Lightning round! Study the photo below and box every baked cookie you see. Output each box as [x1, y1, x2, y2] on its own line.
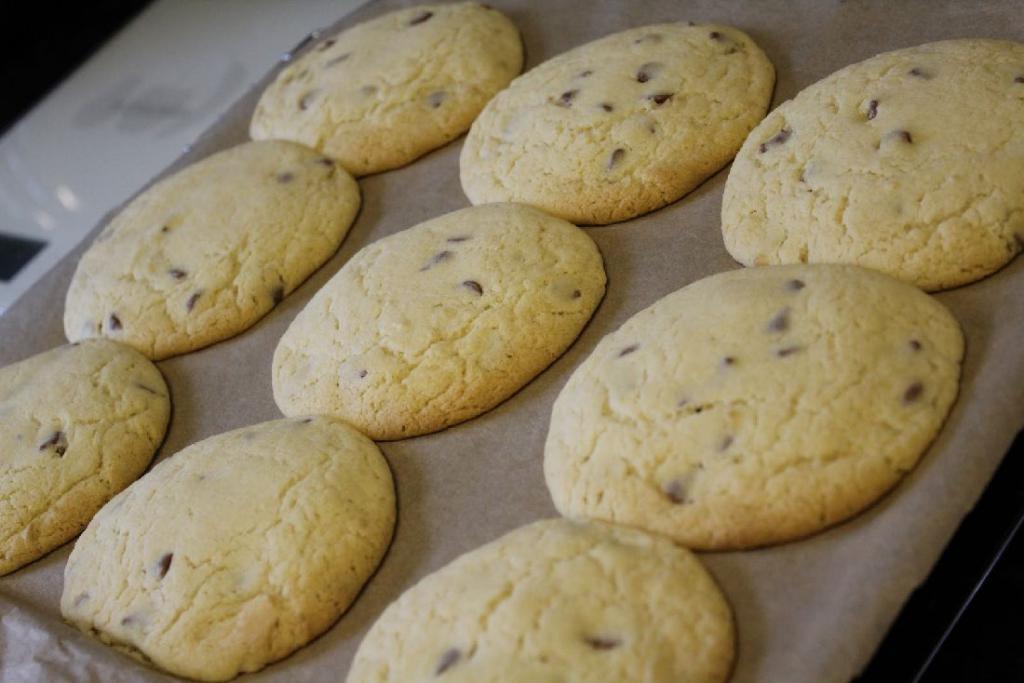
[346, 518, 734, 683]
[545, 265, 964, 550]
[64, 140, 360, 360]
[460, 22, 775, 225]
[62, 417, 395, 682]
[0, 340, 169, 575]
[273, 203, 606, 440]
[250, 3, 522, 176]
[722, 39, 1024, 291]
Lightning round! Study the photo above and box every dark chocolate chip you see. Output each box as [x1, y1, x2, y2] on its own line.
[607, 148, 626, 169]
[39, 431, 68, 456]
[317, 38, 336, 52]
[462, 280, 483, 295]
[722, 356, 736, 366]
[767, 307, 791, 333]
[272, 286, 285, 305]
[578, 69, 594, 78]
[646, 92, 673, 106]
[427, 91, 447, 108]
[584, 636, 621, 650]
[421, 250, 453, 271]
[759, 128, 792, 153]
[276, 172, 295, 183]
[108, 314, 122, 331]
[299, 91, 318, 110]
[409, 10, 433, 25]
[618, 344, 639, 357]
[636, 62, 662, 83]
[1015, 76, 1024, 84]
[903, 381, 924, 404]
[719, 435, 734, 451]
[776, 345, 802, 357]
[664, 480, 686, 504]
[169, 268, 187, 280]
[160, 225, 170, 233]
[866, 99, 878, 120]
[600, 102, 614, 112]
[186, 291, 203, 312]
[787, 279, 805, 291]
[358, 369, 368, 379]
[300, 417, 314, 423]
[571, 289, 582, 299]
[156, 553, 173, 579]
[554, 89, 579, 107]
[908, 67, 931, 79]
[435, 648, 461, 675]
[324, 53, 351, 68]
[709, 31, 723, 41]
[909, 339, 922, 351]
[447, 235, 471, 243]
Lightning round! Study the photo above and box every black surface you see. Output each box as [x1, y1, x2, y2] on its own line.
[0, 233, 47, 282]
[0, 0, 153, 135]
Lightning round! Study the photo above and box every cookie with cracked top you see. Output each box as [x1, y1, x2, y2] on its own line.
[545, 264, 964, 550]
[346, 518, 734, 683]
[0, 340, 169, 575]
[460, 22, 775, 225]
[61, 416, 395, 682]
[64, 140, 360, 360]
[273, 203, 606, 440]
[251, 2, 523, 176]
[722, 39, 1024, 290]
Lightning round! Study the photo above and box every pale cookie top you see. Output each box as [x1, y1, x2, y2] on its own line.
[61, 417, 395, 682]
[460, 22, 775, 225]
[545, 265, 964, 550]
[64, 141, 360, 360]
[0, 340, 169, 576]
[346, 518, 734, 683]
[250, 2, 523, 176]
[722, 39, 1024, 291]
[273, 203, 606, 440]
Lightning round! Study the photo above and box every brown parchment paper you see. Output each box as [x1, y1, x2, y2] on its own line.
[2, 1, 1023, 681]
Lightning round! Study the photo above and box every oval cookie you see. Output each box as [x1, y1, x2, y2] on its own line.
[64, 140, 361, 360]
[545, 265, 964, 550]
[273, 203, 606, 440]
[722, 39, 1024, 291]
[251, 3, 523, 176]
[0, 340, 169, 575]
[61, 417, 396, 682]
[461, 23, 775, 225]
[347, 519, 734, 683]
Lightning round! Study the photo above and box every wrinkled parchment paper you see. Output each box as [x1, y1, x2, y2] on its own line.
[2, 1, 1023, 681]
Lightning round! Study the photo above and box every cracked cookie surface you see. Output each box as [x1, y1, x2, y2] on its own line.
[346, 518, 734, 683]
[722, 39, 1024, 291]
[0, 340, 169, 575]
[544, 265, 964, 550]
[250, 2, 522, 176]
[64, 140, 360, 360]
[61, 416, 396, 682]
[460, 22, 775, 225]
[272, 203, 606, 440]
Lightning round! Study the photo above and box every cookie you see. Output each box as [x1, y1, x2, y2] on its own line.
[273, 203, 606, 440]
[64, 140, 360, 360]
[460, 23, 775, 225]
[722, 39, 1024, 291]
[61, 416, 396, 682]
[545, 265, 964, 550]
[346, 518, 734, 683]
[250, 3, 523, 176]
[0, 340, 169, 576]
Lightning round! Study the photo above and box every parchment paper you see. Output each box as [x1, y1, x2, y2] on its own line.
[2, 1, 1023, 681]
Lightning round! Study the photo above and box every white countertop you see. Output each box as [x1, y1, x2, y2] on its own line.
[0, 0, 369, 314]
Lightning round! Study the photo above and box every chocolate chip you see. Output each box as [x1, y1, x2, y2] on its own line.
[462, 280, 483, 295]
[719, 435, 734, 451]
[435, 648, 461, 675]
[160, 225, 170, 233]
[301, 417, 314, 423]
[600, 102, 614, 112]
[767, 307, 790, 332]
[447, 235, 471, 243]
[276, 172, 295, 183]
[664, 480, 686, 504]
[571, 289, 582, 299]
[636, 62, 662, 83]
[776, 345, 802, 357]
[607, 148, 626, 169]
[108, 314, 122, 331]
[272, 286, 285, 305]
[358, 369, 368, 379]
[584, 636, 621, 650]
[427, 91, 447, 108]
[787, 279, 805, 291]
[421, 250, 453, 271]
[360, 85, 378, 96]
[909, 339, 922, 351]
[722, 356, 736, 366]
[554, 89, 578, 107]
[169, 268, 187, 280]
[1015, 76, 1024, 84]
[409, 10, 433, 25]
[759, 128, 792, 153]
[866, 99, 878, 120]
[156, 553, 173, 579]
[618, 344, 639, 357]
[317, 38, 336, 52]
[903, 381, 924, 404]
[39, 431, 68, 456]
[892, 129, 913, 144]
[324, 53, 351, 68]
[299, 91, 318, 110]
[646, 92, 673, 106]
[908, 67, 932, 79]
[186, 291, 203, 312]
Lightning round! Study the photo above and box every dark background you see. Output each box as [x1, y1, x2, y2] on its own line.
[1, 2, 1021, 681]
